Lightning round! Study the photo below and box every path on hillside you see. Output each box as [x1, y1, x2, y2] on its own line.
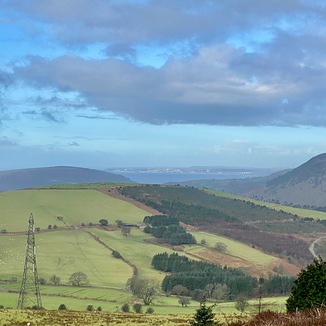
[309, 236, 326, 258]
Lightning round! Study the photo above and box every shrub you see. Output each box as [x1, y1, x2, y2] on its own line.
[133, 303, 142, 313]
[96, 306, 102, 311]
[38, 278, 46, 285]
[58, 304, 67, 310]
[146, 307, 154, 314]
[86, 305, 94, 311]
[112, 250, 122, 259]
[121, 303, 130, 312]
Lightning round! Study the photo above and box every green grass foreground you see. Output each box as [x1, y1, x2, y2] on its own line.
[0, 296, 287, 325]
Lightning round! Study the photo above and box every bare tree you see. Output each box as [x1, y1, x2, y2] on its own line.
[50, 274, 61, 285]
[129, 277, 159, 305]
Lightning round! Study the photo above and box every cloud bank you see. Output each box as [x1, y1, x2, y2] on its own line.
[5, 0, 326, 126]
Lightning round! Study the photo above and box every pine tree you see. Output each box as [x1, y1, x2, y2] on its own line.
[286, 257, 326, 312]
[190, 301, 218, 326]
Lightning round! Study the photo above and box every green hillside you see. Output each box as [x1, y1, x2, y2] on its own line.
[0, 189, 147, 231]
[0, 184, 315, 314]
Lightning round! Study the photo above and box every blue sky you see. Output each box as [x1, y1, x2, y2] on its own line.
[1, 0, 326, 170]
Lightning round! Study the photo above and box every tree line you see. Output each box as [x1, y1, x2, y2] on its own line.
[152, 253, 295, 300]
[143, 215, 196, 245]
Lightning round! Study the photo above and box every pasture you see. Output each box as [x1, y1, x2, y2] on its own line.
[0, 186, 293, 319]
[0, 230, 133, 287]
[0, 189, 149, 231]
[188, 231, 277, 265]
[90, 228, 189, 279]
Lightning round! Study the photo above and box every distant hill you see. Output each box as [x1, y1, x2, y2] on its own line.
[179, 153, 326, 208]
[259, 153, 326, 207]
[0, 166, 132, 191]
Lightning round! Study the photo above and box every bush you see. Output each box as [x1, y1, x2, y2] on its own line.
[112, 250, 122, 258]
[58, 304, 67, 310]
[96, 306, 102, 311]
[286, 257, 326, 312]
[86, 305, 94, 311]
[146, 307, 154, 314]
[133, 303, 142, 313]
[121, 303, 130, 312]
[38, 278, 46, 285]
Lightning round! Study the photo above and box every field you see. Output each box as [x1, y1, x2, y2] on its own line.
[183, 231, 286, 277]
[0, 189, 148, 231]
[0, 184, 301, 324]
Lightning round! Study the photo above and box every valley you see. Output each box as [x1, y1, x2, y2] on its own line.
[0, 182, 325, 318]
[1, 156, 326, 324]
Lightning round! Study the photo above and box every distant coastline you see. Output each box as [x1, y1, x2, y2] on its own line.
[107, 167, 279, 184]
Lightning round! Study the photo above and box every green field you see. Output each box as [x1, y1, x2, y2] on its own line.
[90, 228, 194, 279]
[0, 189, 149, 231]
[187, 231, 277, 265]
[0, 186, 293, 317]
[0, 230, 133, 287]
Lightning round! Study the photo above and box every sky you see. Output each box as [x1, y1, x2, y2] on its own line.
[1, 0, 326, 170]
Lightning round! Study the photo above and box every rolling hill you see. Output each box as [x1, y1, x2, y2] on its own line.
[0, 166, 132, 191]
[0, 183, 311, 312]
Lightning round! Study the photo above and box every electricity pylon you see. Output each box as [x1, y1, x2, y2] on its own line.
[17, 213, 42, 309]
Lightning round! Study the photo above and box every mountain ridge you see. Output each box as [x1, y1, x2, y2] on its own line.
[0, 166, 132, 192]
[178, 153, 326, 208]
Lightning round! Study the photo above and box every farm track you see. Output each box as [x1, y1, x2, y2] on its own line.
[309, 236, 326, 258]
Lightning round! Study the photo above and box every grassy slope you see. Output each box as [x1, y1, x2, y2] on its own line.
[0, 186, 297, 314]
[90, 228, 186, 279]
[188, 231, 277, 265]
[0, 230, 133, 287]
[206, 189, 326, 220]
[0, 189, 148, 231]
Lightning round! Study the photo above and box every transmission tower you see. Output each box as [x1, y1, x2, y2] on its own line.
[17, 213, 42, 309]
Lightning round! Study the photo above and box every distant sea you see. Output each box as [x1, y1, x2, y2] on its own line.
[116, 171, 273, 184]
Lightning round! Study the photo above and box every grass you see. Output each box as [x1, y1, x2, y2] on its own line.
[90, 228, 182, 280]
[187, 231, 277, 265]
[0, 186, 293, 317]
[0, 230, 133, 288]
[0, 189, 149, 231]
[0, 295, 288, 326]
[206, 189, 326, 220]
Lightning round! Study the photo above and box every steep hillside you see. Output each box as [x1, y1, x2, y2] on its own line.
[0, 166, 132, 191]
[179, 153, 326, 208]
[177, 170, 289, 195]
[258, 153, 326, 207]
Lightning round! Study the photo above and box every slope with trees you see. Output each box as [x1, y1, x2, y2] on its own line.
[119, 185, 326, 263]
